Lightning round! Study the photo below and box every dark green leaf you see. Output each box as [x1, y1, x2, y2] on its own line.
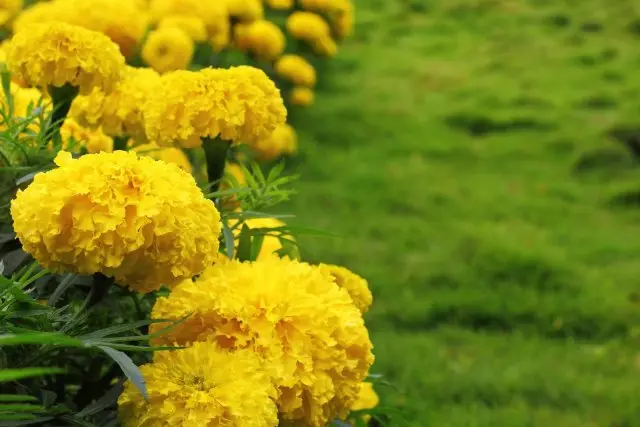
[0, 333, 84, 347]
[98, 346, 148, 401]
[0, 403, 43, 412]
[221, 221, 234, 259]
[236, 224, 252, 262]
[0, 396, 37, 403]
[0, 368, 65, 383]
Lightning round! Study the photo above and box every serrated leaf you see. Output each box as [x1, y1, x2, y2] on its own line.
[98, 346, 148, 401]
[0, 368, 64, 383]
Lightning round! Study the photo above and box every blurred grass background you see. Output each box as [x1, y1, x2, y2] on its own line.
[284, 0, 640, 425]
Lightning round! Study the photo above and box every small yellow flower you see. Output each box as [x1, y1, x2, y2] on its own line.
[142, 27, 194, 73]
[118, 341, 278, 427]
[314, 35, 338, 57]
[144, 66, 286, 147]
[11, 151, 221, 293]
[60, 118, 113, 154]
[286, 11, 331, 42]
[317, 263, 372, 313]
[223, 0, 263, 22]
[70, 66, 160, 140]
[234, 20, 285, 62]
[290, 86, 314, 106]
[150, 256, 374, 427]
[251, 123, 298, 161]
[157, 15, 207, 42]
[275, 54, 317, 87]
[264, 0, 293, 10]
[132, 142, 192, 173]
[348, 382, 380, 425]
[0, 0, 22, 27]
[6, 22, 125, 94]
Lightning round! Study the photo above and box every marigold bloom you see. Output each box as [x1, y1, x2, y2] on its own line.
[11, 151, 221, 293]
[142, 27, 194, 73]
[60, 118, 113, 153]
[158, 15, 207, 42]
[318, 263, 372, 313]
[7, 22, 125, 95]
[118, 341, 278, 427]
[144, 67, 286, 148]
[286, 11, 331, 42]
[265, 0, 293, 10]
[0, 0, 22, 27]
[133, 142, 192, 173]
[149, 0, 229, 45]
[314, 35, 338, 56]
[234, 20, 285, 62]
[251, 123, 298, 161]
[275, 54, 317, 87]
[224, 0, 263, 21]
[290, 86, 314, 106]
[348, 382, 380, 425]
[70, 66, 160, 139]
[150, 256, 374, 427]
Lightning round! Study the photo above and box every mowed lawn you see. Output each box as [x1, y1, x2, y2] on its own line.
[284, 0, 640, 425]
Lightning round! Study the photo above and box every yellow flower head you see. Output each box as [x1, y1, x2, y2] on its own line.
[286, 11, 330, 42]
[290, 86, 314, 106]
[142, 27, 194, 73]
[12, 1, 71, 33]
[264, 0, 293, 10]
[150, 256, 374, 427]
[0, 0, 22, 27]
[275, 54, 317, 87]
[234, 20, 285, 62]
[332, 0, 354, 39]
[133, 142, 192, 173]
[144, 66, 287, 148]
[251, 123, 298, 161]
[314, 35, 338, 56]
[118, 341, 278, 427]
[11, 151, 221, 293]
[149, 0, 229, 46]
[70, 66, 160, 140]
[317, 263, 372, 313]
[348, 382, 380, 425]
[224, 0, 263, 22]
[60, 118, 113, 153]
[7, 22, 125, 95]
[158, 15, 207, 42]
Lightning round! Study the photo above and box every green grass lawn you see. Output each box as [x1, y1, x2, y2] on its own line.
[284, 0, 640, 425]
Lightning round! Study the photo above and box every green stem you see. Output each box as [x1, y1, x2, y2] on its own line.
[47, 84, 79, 143]
[202, 138, 231, 192]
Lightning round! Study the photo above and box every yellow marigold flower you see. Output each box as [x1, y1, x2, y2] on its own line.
[118, 341, 278, 427]
[158, 15, 207, 42]
[144, 67, 286, 148]
[251, 123, 298, 161]
[149, 0, 229, 45]
[275, 54, 316, 87]
[286, 11, 331, 42]
[318, 263, 372, 313]
[225, 162, 246, 186]
[224, 0, 263, 22]
[60, 118, 113, 153]
[150, 256, 374, 427]
[314, 35, 338, 56]
[6, 22, 125, 95]
[11, 151, 221, 293]
[265, 0, 293, 10]
[12, 1, 71, 33]
[290, 86, 314, 106]
[234, 20, 285, 62]
[133, 142, 192, 173]
[142, 27, 194, 73]
[210, 18, 231, 52]
[0, 0, 22, 27]
[70, 66, 160, 140]
[348, 382, 380, 425]
[332, 1, 354, 39]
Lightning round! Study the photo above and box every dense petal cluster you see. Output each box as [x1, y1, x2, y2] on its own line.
[6, 22, 125, 94]
[0, 0, 22, 26]
[275, 55, 317, 87]
[234, 20, 285, 61]
[60, 118, 113, 154]
[14, 0, 149, 58]
[144, 66, 286, 147]
[71, 66, 160, 139]
[133, 142, 192, 173]
[150, 256, 374, 426]
[118, 341, 278, 427]
[11, 151, 221, 293]
[142, 27, 194, 73]
[286, 11, 337, 56]
[317, 263, 372, 313]
[251, 123, 298, 161]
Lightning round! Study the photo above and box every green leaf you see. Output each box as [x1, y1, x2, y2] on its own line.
[236, 224, 252, 262]
[0, 368, 65, 383]
[98, 346, 148, 401]
[75, 383, 123, 418]
[79, 318, 173, 341]
[221, 221, 235, 259]
[0, 333, 85, 347]
[0, 403, 43, 412]
[47, 274, 77, 306]
[250, 233, 265, 261]
[0, 395, 37, 403]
